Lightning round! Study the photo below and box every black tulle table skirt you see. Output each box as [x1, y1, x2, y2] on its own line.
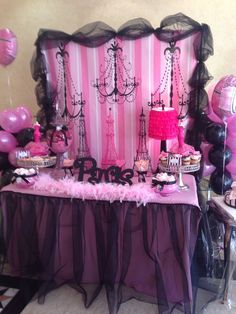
[0, 189, 201, 313]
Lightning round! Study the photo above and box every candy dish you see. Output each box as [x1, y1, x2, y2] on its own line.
[152, 172, 177, 195]
[12, 168, 38, 188]
[157, 183, 178, 196]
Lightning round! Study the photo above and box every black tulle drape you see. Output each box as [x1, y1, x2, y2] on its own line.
[31, 13, 214, 139]
[0, 190, 201, 314]
[185, 22, 213, 180]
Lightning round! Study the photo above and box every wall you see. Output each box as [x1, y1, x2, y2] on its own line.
[0, 0, 235, 115]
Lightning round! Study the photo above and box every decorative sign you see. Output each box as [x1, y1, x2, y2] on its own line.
[168, 153, 182, 167]
[17, 150, 30, 159]
[74, 157, 134, 185]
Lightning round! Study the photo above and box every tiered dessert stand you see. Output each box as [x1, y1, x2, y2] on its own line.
[159, 163, 200, 190]
[17, 156, 57, 173]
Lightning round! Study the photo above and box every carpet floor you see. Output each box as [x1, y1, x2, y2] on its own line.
[21, 285, 159, 314]
[20, 283, 236, 314]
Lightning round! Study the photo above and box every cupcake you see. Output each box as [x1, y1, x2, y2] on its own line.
[190, 151, 201, 164]
[164, 173, 176, 184]
[159, 151, 168, 166]
[182, 153, 191, 166]
[152, 172, 176, 185]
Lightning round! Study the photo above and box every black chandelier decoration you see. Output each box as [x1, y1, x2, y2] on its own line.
[147, 41, 189, 120]
[93, 40, 139, 104]
[55, 42, 85, 122]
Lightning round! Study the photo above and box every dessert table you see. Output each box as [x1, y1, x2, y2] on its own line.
[0, 174, 201, 314]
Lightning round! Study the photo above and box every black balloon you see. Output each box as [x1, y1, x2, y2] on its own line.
[205, 123, 226, 145]
[0, 152, 11, 171]
[210, 169, 233, 195]
[198, 113, 212, 132]
[208, 145, 232, 168]
[16, 128, 34, 147]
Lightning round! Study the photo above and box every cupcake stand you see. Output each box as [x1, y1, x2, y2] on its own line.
[16, 156, 57, 173]
[158, 123, 201, 190]
[159, 163, 200, 190]
[16, 121, 57, 173]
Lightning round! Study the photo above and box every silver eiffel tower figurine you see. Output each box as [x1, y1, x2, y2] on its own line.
[134, 108, 152, 173]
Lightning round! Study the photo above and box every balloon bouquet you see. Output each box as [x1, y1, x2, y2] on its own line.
[202, 75, 236, 194]
[0, 28, 17, 67]
[0, 28, 72, 182]
[0, 106, 33, 166]
[0, 28, 36, 185]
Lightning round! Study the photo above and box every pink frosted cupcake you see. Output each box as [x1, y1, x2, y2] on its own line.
[182, 152, 191, 166]
[159, 151, 168, 166]
[190, 151, 201, 165]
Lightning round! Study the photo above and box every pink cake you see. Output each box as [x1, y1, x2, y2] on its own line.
[25, 141, 49, 157]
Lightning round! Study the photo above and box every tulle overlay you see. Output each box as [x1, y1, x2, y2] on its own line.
[0, 176, 200, 313]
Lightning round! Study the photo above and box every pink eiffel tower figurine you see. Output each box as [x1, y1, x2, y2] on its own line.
[101, 108, 125, 169]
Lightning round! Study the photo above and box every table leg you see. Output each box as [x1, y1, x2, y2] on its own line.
[222, 224, 232, 303]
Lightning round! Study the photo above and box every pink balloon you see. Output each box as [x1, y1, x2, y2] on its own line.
[200, 141, 216, 176]
[8, 146, 24, 167]
[202, 163, 215, 177]
[227, 132, 236, 151]
[200, 141, 212, 165]
[0, 28, 17, 66]
[211, 75, 236, 121]
[227, 114, 236, 135]
[0, 109, 22, 133]
[207, 103, 222, 123]
[0, 130, 17, 153]
[15, 106, 33, 129]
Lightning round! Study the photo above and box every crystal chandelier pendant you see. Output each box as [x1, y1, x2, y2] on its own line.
[93, 40, 139, 104]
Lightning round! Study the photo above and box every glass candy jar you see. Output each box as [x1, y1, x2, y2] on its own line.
[46, 126, 73, 168]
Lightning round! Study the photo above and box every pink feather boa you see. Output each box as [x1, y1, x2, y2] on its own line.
[33, 173, 156, 205]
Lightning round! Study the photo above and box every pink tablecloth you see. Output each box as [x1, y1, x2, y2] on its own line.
[2, 173, 200, 207]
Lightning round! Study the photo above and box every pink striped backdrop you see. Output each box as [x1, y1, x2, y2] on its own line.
[42, 33, 198, 168]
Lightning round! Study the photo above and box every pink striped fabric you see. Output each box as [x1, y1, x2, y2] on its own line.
[42, 34, 198, 168]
